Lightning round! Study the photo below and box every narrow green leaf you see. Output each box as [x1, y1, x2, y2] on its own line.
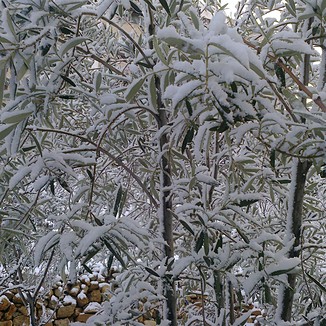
[264, 284, 273, 304]
[181, 127, 194, 153]
[107, 254, 114, 270]
[209, 121, 229, 133]
[270, 149, 276, 168]
[16, 63, 29, 82]
[0, 68, 5, 108]
[270, 267, 296, 276]
[321, 0, 326, 13]
[277, 179, 291, 184]
[82, 246, 101, 264]
[40, 44, 51, 56]
[143, 0, 156, 10]
[204, 231, 209, 256]
[236, 199, 259, 207]
[125, 77, 145, 102]
[21, 145, 36, 152]
[306, 272, 326, 292]
[137, 61, 153, 68]
[58, 178, 71, 193]
[29, 132, 43, 156]
[214, 233, 223, 253]
[58, 94, 76, 99]
[130, 1, 142, 14]
[159, 0, 171, 15]
[95, 72, 102, 93]
[145, 267, 160, 277]
[153, 36, 168, 65]
[289, 0, 296, 15]
[179, 219, 195, 235]
[185, 99, 193, 116]
[59, 37, 88, 57]
[0, 36, 14, 43]
[86, 169, 94, 181]
[298, 12, 316, 21]
[0, 124, 17, 140]
[203, 256, 211, 266]
[189, 10, 200, 30]
[195, 231, 205, 253]
[274, 64, 286, 87]
[149, 75, 157, 110]
[82, 264, 93, 273]
[60, 75, 76, 87]
[60, 26, 75, 35]
[167, 258, 175, 270]
[50, 179, 55, 195]
[5, 9, 17, 40]
[249, 62, 266, 79]
[102, 238, 126, 269]
[113, 185, 123, 217]
[2, 110, 33, 124]
[230, 82, 238, 93]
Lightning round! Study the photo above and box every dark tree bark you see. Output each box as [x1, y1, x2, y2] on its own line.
[145, 6, 177, 324]
[156, 77, 177, 325]
[280, 160, 311, 321]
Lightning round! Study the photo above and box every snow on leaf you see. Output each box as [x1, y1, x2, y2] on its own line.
[34, 232, 60, 266]
[9, 166, 32, 189]
[97, 0, 116, 18]
[75, 225, 111, 257]
[208, 11, 227, 35]
[266, 257, 300, 277]
[59, 37, 89, 57]
[209, 35, 250, 70]
[1, 108, 34, 124]
[0, 124, 17, 141]
[164, 80, 202, 108]
[33, 175, 50, 191]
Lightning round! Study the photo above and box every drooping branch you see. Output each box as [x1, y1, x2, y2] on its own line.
[25, 127, 158, 208]
[243, 39, 326, 113]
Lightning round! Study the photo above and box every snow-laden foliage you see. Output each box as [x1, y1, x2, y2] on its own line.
[0, 0, 325, 325]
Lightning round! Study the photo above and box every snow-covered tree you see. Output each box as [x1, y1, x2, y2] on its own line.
[0, 0, 325, 325]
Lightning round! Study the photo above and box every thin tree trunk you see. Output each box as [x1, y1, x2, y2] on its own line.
[156, 77, 177, 325]
[280, 160, 311, 321]
[145, 5, 177, 324]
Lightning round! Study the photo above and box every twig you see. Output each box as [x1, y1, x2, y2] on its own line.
[243, 39, 326, 113]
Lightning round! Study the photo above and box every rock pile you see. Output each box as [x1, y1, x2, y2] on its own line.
[0, 272, 112, 326]
[0, 273, 265, 325]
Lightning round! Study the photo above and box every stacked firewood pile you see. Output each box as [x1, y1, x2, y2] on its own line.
[0, 272, 112, 326]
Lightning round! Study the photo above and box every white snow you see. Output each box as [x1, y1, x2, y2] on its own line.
[63, 295, 76, 305]
[84, 302, 102, 313]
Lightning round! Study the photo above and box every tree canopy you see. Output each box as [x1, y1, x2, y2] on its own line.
[0, 0, 325, 325]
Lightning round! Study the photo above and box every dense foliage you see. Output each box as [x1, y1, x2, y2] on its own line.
[0, 0, 325, 325]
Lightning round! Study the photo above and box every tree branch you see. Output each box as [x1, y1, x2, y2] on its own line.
[243, 39, 326, 113]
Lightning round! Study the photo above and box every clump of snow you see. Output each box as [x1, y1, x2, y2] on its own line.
[84, 302, 102, 313]
[63, 295, 76, 305]
[77, 291, 87, 300]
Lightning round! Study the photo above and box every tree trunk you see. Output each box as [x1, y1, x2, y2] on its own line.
[156, 76, 177, 325]
[145, 5, 177, 323]
[280, 160, 311, 321]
